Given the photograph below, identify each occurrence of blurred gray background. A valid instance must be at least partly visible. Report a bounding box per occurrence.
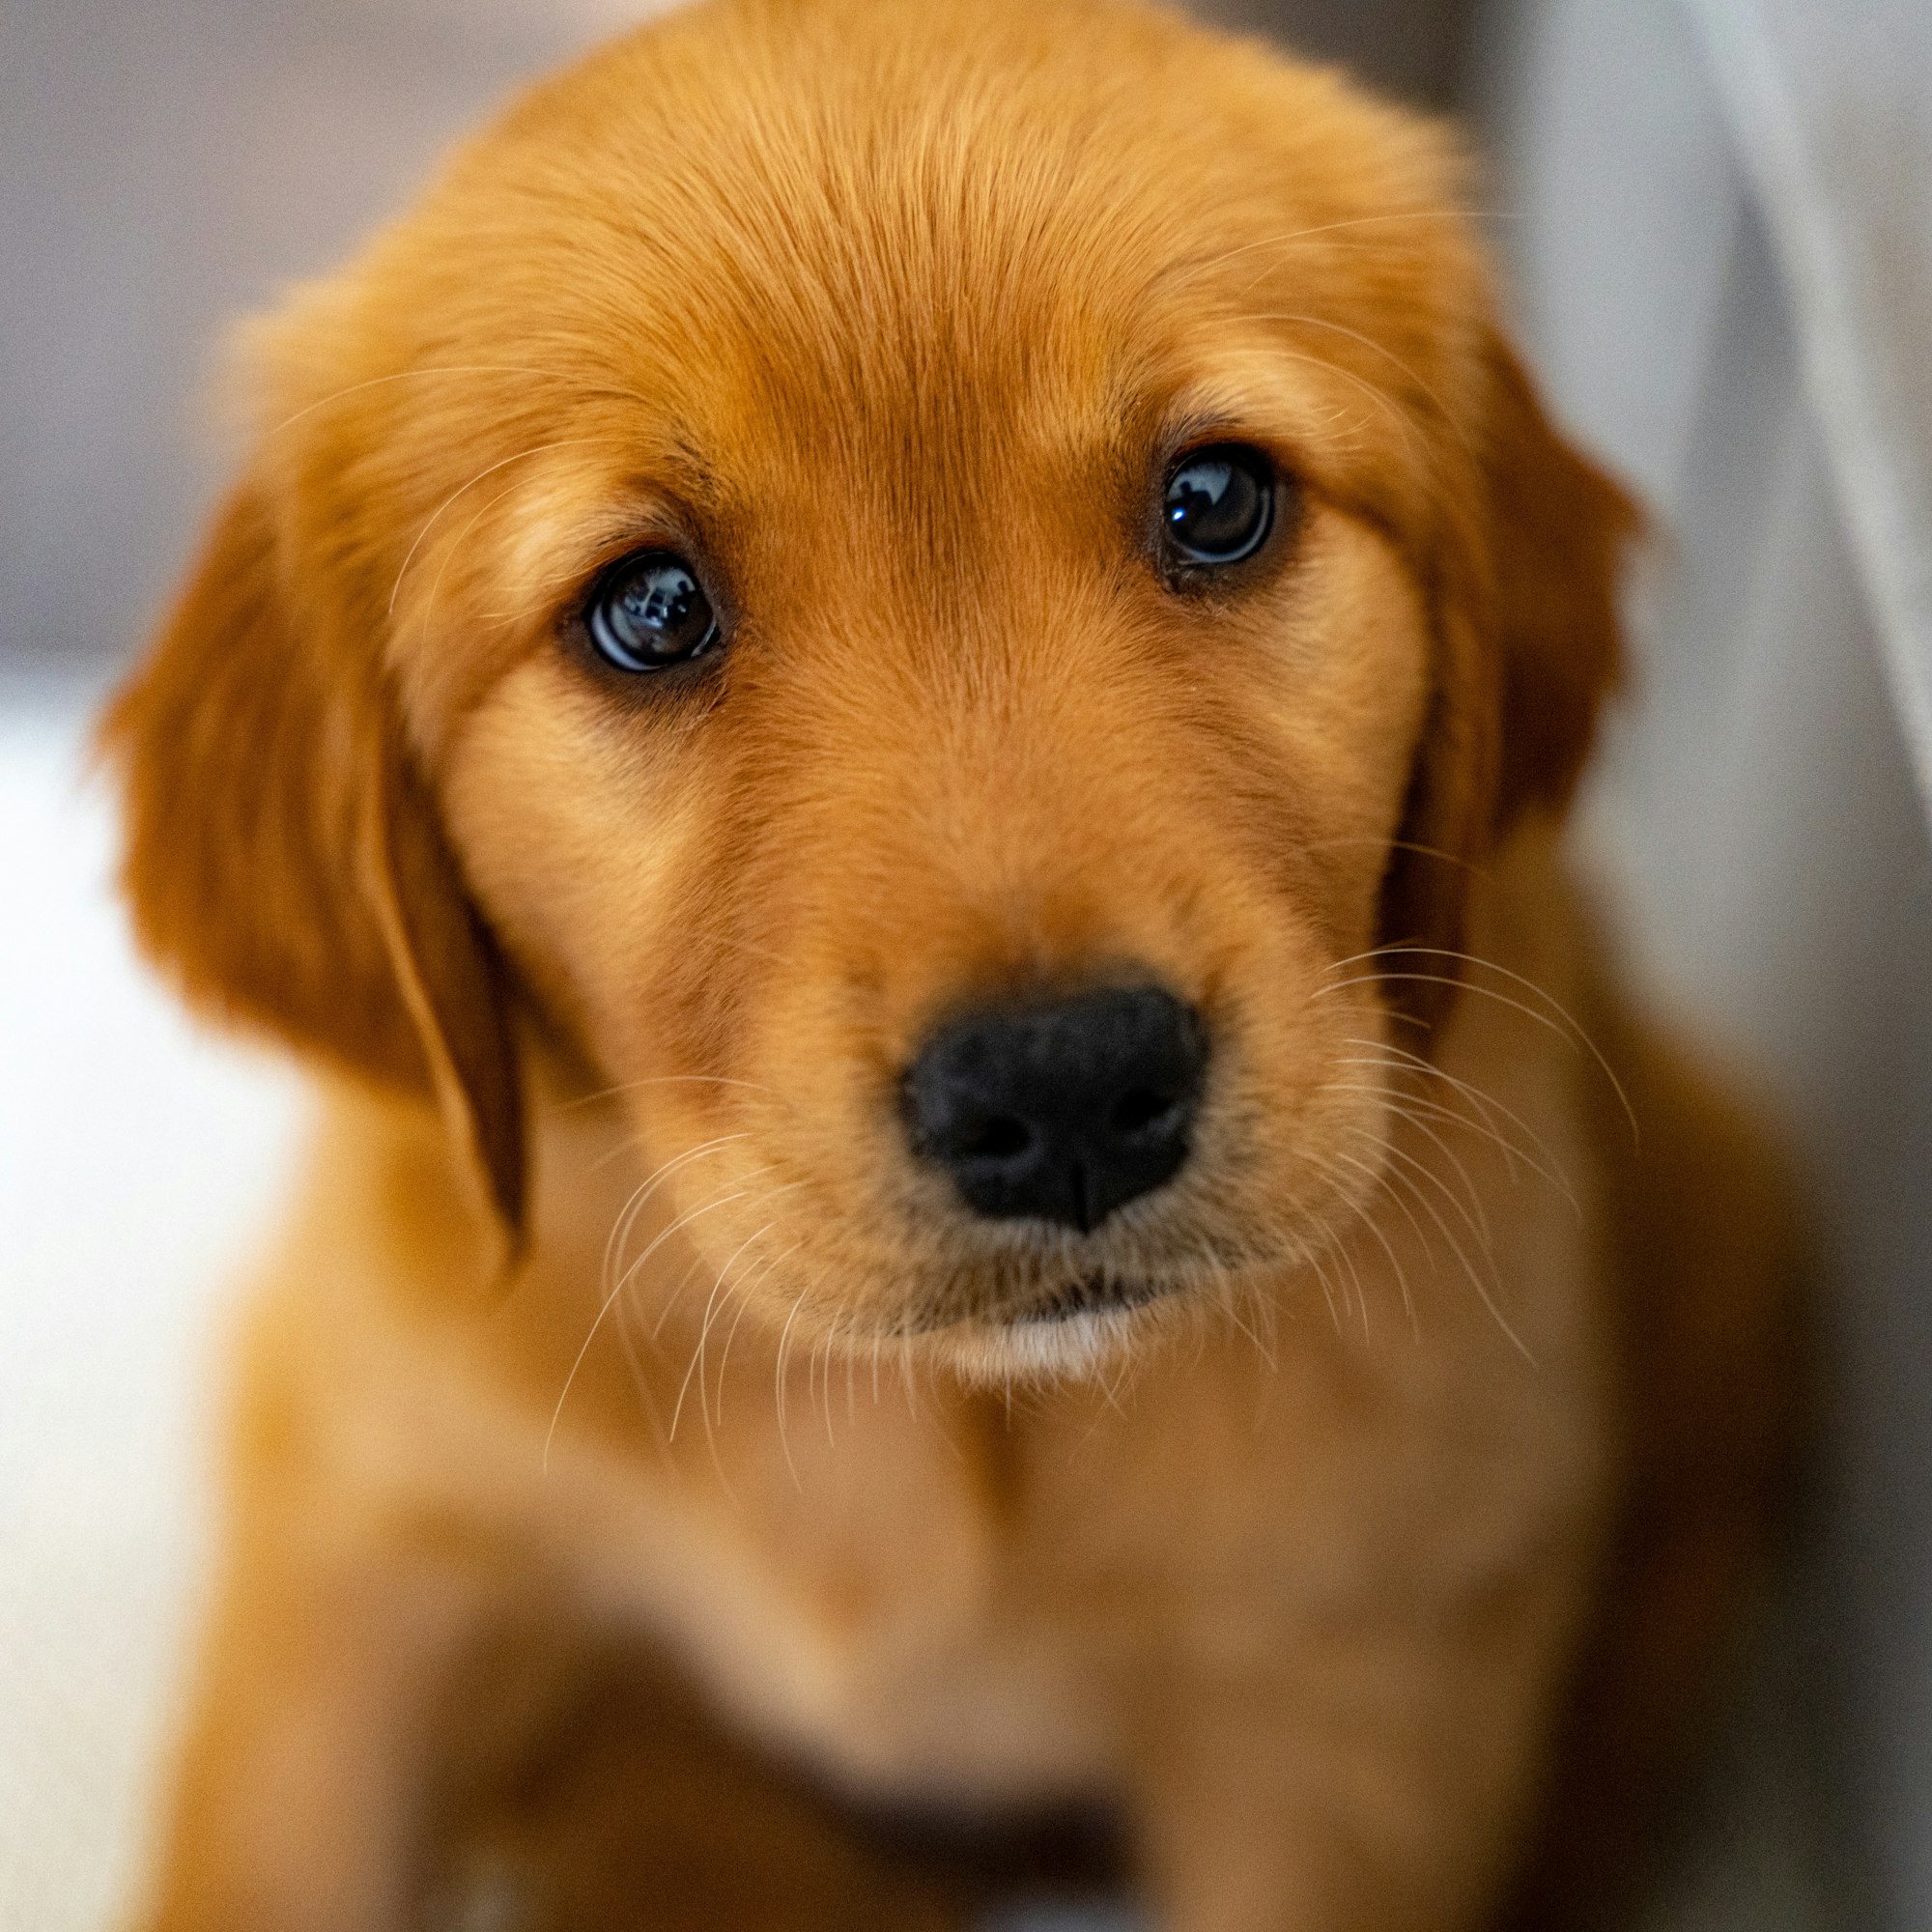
[4,1,1929,1928]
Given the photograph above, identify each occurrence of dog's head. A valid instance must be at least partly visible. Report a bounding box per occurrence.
[103,0,1631,1378]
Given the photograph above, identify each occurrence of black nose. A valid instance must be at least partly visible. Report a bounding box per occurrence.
[902,985,1208,1233]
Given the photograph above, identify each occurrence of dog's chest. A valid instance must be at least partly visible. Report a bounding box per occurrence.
[556,1291,1609,1808]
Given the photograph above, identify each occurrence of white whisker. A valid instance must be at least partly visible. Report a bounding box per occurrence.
[1341,1036,1579,1208]
[1321,946,1637,1146]
[388,434,617,616]
[1346,1132,1535,1364]
[548,1160,764,1469]
[668,1221,775,1445]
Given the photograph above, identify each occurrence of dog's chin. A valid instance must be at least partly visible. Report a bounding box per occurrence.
[926,1275,1189,1385]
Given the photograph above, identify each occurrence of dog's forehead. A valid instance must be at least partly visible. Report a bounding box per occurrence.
[293,0,1482,695]
[385,0,1463,467]
[526,42,1258,453]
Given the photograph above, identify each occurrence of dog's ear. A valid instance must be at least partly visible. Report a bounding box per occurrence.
[99,476,526,1258]
[1380,333,1637,1026]
[1479,338,1635,825]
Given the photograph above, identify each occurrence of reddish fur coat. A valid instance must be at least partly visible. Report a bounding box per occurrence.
[101,3,1802,1926]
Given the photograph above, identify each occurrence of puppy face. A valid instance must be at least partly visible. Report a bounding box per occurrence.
[103,0,1630,1379]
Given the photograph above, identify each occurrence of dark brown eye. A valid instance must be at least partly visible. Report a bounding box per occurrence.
[1161,443,1274,567]
[585,551,720,671]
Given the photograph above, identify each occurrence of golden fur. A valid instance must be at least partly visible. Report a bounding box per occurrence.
[101,1,1802,1925]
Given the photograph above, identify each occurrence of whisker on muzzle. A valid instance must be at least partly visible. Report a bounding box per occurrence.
[547,1139,768,1469]
[1315,945,1637,1147]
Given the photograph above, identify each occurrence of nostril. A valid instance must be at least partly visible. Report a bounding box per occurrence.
[901,981,1210,1231]
[1108,1086,1180,1138]
[957,1115,1035,1162]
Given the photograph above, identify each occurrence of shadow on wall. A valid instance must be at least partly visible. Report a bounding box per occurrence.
[1191,0,1473,102]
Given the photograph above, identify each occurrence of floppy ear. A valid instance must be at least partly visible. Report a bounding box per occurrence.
[99,477,526,1257]
[1379,333,1637,1028]
[1480,339,1635,824]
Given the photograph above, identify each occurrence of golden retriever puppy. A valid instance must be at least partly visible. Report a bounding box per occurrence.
[101,0,1803,1925]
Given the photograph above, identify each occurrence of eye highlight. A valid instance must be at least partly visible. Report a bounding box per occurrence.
[1160,443,1275,568]
[584,550,721,672]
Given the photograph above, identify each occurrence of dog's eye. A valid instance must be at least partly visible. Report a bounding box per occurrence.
[1161,444,1274,567]
[585,551,721,671]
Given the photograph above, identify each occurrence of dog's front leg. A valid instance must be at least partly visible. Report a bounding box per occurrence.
[130,1500,554,1932]
[1129,1604,1584,1932]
